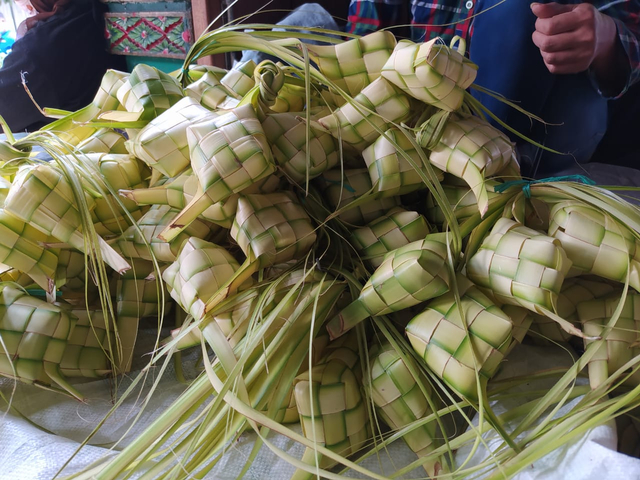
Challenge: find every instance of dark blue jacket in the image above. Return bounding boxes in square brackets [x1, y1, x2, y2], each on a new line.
[0, 0, 125, 132]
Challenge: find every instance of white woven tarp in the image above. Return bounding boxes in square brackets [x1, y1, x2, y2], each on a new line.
[1, 335, 639, 480]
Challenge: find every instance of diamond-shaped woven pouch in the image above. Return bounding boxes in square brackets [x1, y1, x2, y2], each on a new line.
[467, 218, 571, 313]
[115, 204, 213, 263]
[127, 97, 215, 178]
[317, 76, 413, 152]
[59, 307, 112, 378]
[365, 342, 444, 477]
[114, 258, 171, 373]
[221, 59, 257, 98]
[381, 38, 478, 112]
[327, 234, 451, 339]
[184, 71, 238, 110]
[578, 292, 640, 389]
[310, 31, 397, 101]
[92, 69, 129, 113]
[163, 237, 249, 320]
[428, 115, 513, 216]
[466, 217, 572, 314]
[529, 277, 618, 344]
[425, 179, 501, 226]
[261, 112, 339, 184]
[363, 127, 443, 197]
[350, 207, 431, 269]
[4, 163, 95, 246]
[77, 128, 128, 155]
[293, 359, 371, 469]
[0, 285, 78, 395]
[116, 64, 184, 121]
[548, 200, 640, 290]
[0, 208, 58, 293]
[406, 275, 514, 399]
[230, 192, 317, 268]
[187, 104, 276, 203]
[85, 153, 150, 237]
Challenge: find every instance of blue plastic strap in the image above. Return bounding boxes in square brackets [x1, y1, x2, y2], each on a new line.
[493, 175, 596, 198]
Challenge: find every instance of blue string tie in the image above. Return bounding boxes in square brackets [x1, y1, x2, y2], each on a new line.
[493, 175, 596, 198]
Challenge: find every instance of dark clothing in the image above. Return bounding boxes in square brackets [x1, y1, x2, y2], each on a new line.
[468, 0, 609, 176]
[591, 82, 640, 169]
[0, 0, 125, 132]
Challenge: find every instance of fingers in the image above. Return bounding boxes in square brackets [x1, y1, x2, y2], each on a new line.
[531, 3, 600, 75]
[532, 30, 580, 52]
[535, 10, 582, 36]
[538, 49, 590, 74]
[530, 2, 575, 20]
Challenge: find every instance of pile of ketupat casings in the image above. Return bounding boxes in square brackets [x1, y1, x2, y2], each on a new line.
[1, 22, 640, 479]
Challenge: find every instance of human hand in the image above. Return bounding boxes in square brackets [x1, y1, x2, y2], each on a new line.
[531, 2, 618, 75]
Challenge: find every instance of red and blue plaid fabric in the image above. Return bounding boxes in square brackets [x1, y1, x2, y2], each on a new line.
[346, 0, 640, 91]
[346, 0, 474, 42]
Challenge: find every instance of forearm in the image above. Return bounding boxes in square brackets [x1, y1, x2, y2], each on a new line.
[589, 14, 630, 97]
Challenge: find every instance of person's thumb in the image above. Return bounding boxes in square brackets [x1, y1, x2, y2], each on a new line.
[530, 2, 576, 19]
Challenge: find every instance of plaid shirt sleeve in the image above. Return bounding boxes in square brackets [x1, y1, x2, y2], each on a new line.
[346, 0, 404, 36]
[603, 1, 640, 96]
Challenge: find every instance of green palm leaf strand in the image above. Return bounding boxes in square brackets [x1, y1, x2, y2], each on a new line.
[0, 140, 31, 164]
[317, 168, 400, 226]
[39, 69, 129, 145]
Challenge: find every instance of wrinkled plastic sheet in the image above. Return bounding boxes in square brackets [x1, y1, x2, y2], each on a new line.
[1, 336, 639, 480]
